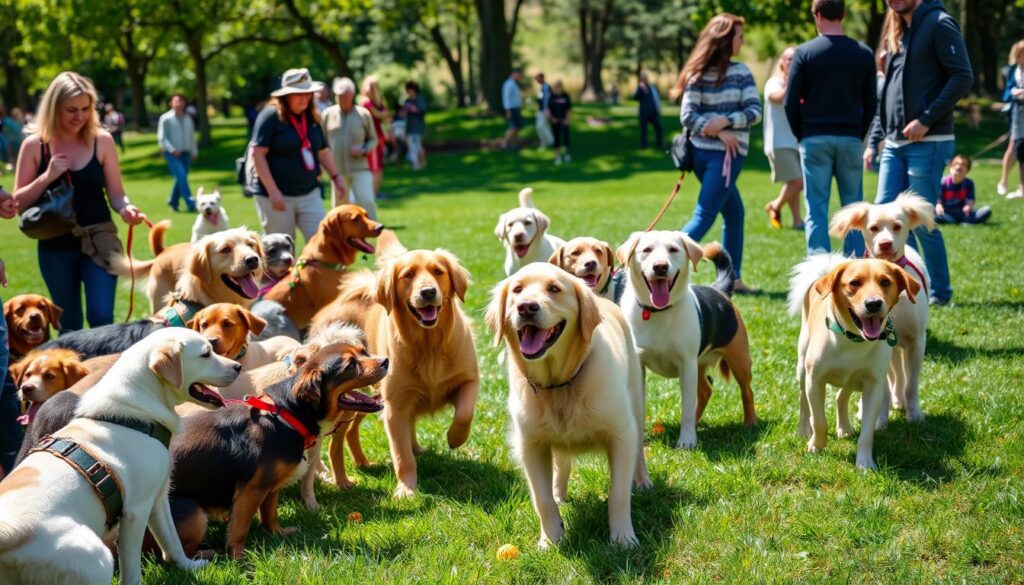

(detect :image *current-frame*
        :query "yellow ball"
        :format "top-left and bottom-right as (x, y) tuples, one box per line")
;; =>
(496, 544), (520, 560)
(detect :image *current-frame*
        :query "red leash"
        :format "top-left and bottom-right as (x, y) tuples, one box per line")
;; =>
(125, 218), (155, 322)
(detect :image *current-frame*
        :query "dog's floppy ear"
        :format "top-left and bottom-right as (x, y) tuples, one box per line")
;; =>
(292, 354), (346, 405)
(149, 340), (184, 388)
(62, 359), (90, 387)
(532, 210), (550, 234)
(284, 233), (295, 251)
(288, 344), (320, 374)
(186, 238), (215, 282)
(680, 233), (703, 272)
(547, 244), (566, 267)
(494, 212), (509, 241)
(896, 192), (936, 231)
(2, 299), (13, 323)
(615, 232), (642, 265)
(890, 264), (921, 304)
(9, 357), (28, 386)
(43, 301), (63, 332)
(599, 241), (614, 271)
(572, 277), (601, 346)
(374, 259), (400, 313)
(829, 202), (871, 239)
(436, 249), (470, 303)
(484, 280), (510, 347)
(814, 263), (848, 298)
(239, 307), (267, 336)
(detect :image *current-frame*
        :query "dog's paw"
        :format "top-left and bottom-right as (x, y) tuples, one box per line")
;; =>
(674, 430), (698, 450)
(304, 497), (321, 512)
(393, 483), (417, 499)
(906, 409), (925, 423)
(836, 424), (855, 439)
(610, 530), (639, 549)
(634, 474), (654, 492)
(177, 558), (209, 571)
(447, 421), (472, 449)
(874, 417), (889, 432)
(272, 526), (299, 536)
(806, 441), (824, 454)
(855, 454), (878, 471)
(354, 456), (373, 468)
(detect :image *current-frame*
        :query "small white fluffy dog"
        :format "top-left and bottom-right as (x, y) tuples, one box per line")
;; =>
(495, 187), (566, 276)
(829, 193), (934, 427)
(788, 255), (919, 470)
(0, 328), (240, 585)
(486, 263), (650, 548)
(191, 187), (230, 242)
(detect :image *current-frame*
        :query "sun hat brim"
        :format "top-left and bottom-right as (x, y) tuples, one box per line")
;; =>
(271, 81), (325, 97)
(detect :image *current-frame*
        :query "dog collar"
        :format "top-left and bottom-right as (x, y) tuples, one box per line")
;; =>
(598, 269), (614, 295)
(826, 314), (898, 347)
(237, 395), (317, 450)
(527, 359), (587, 393)
(289, 258), (346, 288)
(233, 344), (248, 360)
(82, 415), (174, 448)
(637, 300), (673, 321)
(152, 298), (203, 328)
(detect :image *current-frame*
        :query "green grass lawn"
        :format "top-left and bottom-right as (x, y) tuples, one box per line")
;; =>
(2, 106), (1023, 583)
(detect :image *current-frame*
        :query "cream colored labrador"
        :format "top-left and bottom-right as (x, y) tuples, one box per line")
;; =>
(495, 187), (566, 276)
(486, 263), (650, 549)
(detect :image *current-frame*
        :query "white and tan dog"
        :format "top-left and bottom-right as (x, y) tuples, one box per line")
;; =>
(830, 193), (934, 427)
(788, 255), (919, 470)
(0, 328), (240, 585)
(486, 263), (650, 549)
(190, 187), (229, 243)
(495, 187), (566, 276)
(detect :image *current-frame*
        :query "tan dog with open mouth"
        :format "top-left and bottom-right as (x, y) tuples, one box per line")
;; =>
(788, 256), (920, 470)
(829, 193), (934, 427)
(495, 187), (566, 276)
(3, 294), (63, 358)
(9, 349), (90, 428)
(486, 263), (650, 548)
(311, 231), (479, 498)
(548, 237), (618, 301)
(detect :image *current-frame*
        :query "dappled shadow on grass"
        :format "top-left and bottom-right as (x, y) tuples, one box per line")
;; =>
(653, 418), (770, 462)
(925, 332), (1024, 362)
(873, 411), (975, 488)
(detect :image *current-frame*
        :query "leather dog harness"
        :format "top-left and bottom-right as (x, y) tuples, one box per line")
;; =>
(30, 416), (173, 529)
(151, 298), (204, 328)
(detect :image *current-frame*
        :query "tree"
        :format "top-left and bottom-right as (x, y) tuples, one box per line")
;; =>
(0, 2), (31, 109)
(475, 0), (526, 113)
(421, 0), (474, 107)
(278, 0), (367, 78)
(577, 0), (616, 100)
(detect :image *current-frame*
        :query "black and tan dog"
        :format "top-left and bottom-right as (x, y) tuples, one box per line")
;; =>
(167, 342), (387, 559)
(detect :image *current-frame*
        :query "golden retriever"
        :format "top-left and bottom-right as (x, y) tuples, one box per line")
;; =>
(548, 237), (617, 301)
(788, 256), (919, 470)
(486, 263), (650, 548)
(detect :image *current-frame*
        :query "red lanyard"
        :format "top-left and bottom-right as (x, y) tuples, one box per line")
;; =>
(288, 113), (310, 149)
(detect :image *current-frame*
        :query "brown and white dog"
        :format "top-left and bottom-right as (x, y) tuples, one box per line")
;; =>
(788, 255), (920, 470)
(3, 294), (63, 358)
(829, 193), (934, 427)
(9, 349), (90, 428)
(548, 237), (618, 301)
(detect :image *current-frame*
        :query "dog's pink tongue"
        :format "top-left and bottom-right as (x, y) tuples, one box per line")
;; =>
(207, 213), (219, 226)
(519, 325), (547, 355)
(582, 274), (597, 289)
(239, 274), (260, 299)
(861, 316), (883, 340)
(649, 279), (672, 309)
(514, 245), (529, 258)
(417, 306), (438, 322)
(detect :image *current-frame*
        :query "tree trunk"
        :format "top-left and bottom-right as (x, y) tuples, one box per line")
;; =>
(475, 0), (513, 113)
(579, 0), (614, 100)
(865, 0), (885, 52)
(185, 35), (213, 148)
(126, 64), (149, 130)
(429, 25), (467, 108)
(282, 0), (351, 77)
(467, 23), (476, 105)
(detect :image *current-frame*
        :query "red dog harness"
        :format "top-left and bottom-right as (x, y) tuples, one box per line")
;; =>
(230, 395), (318, 450)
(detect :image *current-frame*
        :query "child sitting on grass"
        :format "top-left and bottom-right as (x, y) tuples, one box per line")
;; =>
(936, 154), (991, 225)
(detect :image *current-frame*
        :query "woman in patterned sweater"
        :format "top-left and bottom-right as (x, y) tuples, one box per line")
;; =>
(672, 13), (762, 293)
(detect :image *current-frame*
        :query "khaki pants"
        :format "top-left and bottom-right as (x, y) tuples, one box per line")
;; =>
(254, 187), (325, 243)
(536, 111), (554, 147)
(332, 170), (377, 219)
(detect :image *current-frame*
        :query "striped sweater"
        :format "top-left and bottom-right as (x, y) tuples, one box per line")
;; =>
(679, 62), (762, 156)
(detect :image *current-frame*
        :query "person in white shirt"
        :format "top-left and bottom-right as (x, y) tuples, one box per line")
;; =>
(501, 69), (523, 149)
(157, 94), (198, 212)
(762, 47), (804, 230)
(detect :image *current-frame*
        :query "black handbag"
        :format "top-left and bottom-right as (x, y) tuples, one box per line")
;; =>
(669, 128), (695, 172)
(19, 143), (77, 240)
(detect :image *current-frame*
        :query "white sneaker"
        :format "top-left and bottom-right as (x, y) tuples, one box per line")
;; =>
(997, 182), (1008, 196)
(1008, 188), (1024, 200)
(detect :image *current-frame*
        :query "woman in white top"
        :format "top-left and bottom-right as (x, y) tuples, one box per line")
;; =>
(762, 47), (804, 230)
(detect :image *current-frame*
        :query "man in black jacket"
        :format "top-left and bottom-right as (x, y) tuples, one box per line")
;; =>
(864, 0), (973, 305)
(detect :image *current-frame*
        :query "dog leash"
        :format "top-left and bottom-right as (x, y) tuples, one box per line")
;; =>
(967, 132), (1008, 161)
(125, 217), (155, 322)
(643, 172), (687, 232)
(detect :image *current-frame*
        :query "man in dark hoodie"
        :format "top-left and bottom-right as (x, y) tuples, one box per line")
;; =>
(864, 0), (973, 306)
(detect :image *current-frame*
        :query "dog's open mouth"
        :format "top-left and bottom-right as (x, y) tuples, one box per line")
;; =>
(222, 272), (261, 299)
(189, 383), (226, 408)
(347, 237), (376, 254)
(643, 273), (679, 309)
(517, 320), (566, 359)
(579, 273), (599, 289)
(408, 303), (440, 327)
(514, 244), (530, 258)
(203, 210), (220, 225)
(848, 308), (884, 340)
(265, 261), (293, 280)
(21, 326), (46, 344)
(338, 389), (383, 413)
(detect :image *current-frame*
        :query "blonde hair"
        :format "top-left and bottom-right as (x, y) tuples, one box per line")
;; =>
(772, 47), (796, 80)
(1010, 40), (1024, 66)
(360, 75), (379, 97)
(36, 71), (100, 144)
(882, 9), (904, 55)
(671, 13), (745, 101)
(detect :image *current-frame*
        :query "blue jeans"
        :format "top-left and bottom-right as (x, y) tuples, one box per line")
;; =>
(0, 292), (21, 474)
(682, 147), (746, 279)
(164, 151), (195, 211)
(876, 140), (955, 302)
(37, 247), (117, 332)
(800, 135), (866, 257)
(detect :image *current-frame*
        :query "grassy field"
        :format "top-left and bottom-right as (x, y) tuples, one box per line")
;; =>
(2, 105), (1022, 584)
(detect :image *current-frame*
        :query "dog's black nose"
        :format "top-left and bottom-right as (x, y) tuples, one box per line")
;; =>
(233, 363), (242, 373)
(19, 383), (36, 394)
(379, 357), (389, 371)
(420, 287), (437, 301)
(865, 298), (883, 313)
(27, 313), (42, 324)
(584, 260), (597, 270)
(518, 301), (540, 316)
(653, 262), (669, 276)
(244, 256), (260, 269)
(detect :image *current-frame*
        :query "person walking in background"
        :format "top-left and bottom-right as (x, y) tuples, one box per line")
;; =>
(864, 0), (973, 306)
(403, 81), (427, 170)
(102, 103), (125, 153)
(762, 47), (804, 230)
(501, 69), (524, 149)
(157, 94), (198, 212)
(315, 86), (333, 114)
(12, 71), (147, 331)
(359, 75), (390, 198)
(534, 72), (554, 149)
(251, 68), (345, 242)
(635, 71), (664, 149)
(673, 13), (762, 293)
(323, 77), (378, 218)
(548, 80), (572, 165)
(1000, 40), (1024, 199)
(1, 107), (24, 172)
(936, 154), (991, 224)
(785, 0), (875, 256)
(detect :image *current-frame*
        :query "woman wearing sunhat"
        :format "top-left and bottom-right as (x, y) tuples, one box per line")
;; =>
(251, 68), (345, 242)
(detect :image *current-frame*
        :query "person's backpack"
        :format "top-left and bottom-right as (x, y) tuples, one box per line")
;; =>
(235, 142), (259, 197)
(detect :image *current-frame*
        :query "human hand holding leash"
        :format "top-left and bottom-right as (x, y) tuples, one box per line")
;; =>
(702, 116), (730, 137)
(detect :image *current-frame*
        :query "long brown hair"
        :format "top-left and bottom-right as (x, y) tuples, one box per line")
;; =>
(272, 94), (322, 126)
(882, 9), (905, 55)
(671, 13), (745, 101)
